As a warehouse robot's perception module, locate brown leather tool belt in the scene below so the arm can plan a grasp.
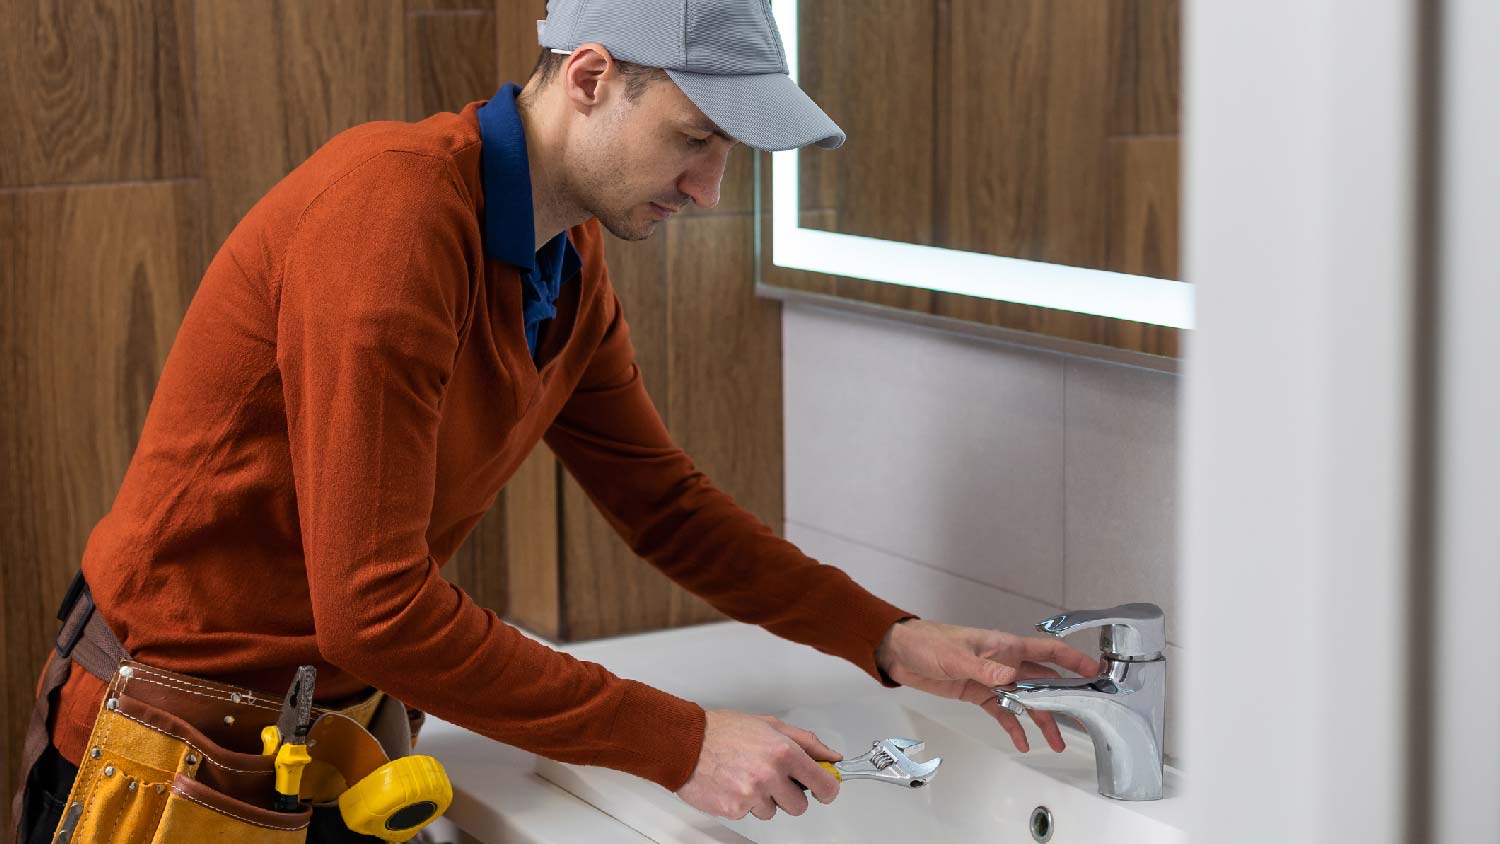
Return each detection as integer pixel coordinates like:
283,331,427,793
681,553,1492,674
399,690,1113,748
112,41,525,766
10,571,424,844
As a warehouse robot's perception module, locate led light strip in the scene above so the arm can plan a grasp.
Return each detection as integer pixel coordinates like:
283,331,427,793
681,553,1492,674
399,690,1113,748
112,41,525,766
769,0,1195,329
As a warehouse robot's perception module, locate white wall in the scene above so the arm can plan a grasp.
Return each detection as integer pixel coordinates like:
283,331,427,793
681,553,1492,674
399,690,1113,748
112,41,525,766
781,301,1183,761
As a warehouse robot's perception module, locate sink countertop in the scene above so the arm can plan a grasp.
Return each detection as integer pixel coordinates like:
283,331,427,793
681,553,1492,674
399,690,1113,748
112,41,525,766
418,621,892,844
418,620,1185,844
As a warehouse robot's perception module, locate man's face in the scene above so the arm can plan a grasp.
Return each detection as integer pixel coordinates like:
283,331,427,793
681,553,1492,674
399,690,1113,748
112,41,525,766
562,72,740,242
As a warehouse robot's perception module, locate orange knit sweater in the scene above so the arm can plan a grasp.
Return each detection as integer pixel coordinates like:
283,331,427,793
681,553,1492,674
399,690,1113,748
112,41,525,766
50,99,913,791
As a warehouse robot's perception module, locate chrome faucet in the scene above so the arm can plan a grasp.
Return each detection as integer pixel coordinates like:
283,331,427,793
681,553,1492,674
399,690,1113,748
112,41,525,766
994,603,1167,801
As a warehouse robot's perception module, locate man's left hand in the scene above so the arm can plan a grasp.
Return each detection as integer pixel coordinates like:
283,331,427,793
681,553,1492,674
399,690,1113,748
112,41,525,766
874,618,1101,753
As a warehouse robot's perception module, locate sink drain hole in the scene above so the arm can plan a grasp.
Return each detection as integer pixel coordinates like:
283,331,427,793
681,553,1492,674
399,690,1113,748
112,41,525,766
1029,805,1054,842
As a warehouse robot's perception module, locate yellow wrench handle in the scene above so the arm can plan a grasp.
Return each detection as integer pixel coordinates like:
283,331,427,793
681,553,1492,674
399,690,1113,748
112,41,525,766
794,761,842,791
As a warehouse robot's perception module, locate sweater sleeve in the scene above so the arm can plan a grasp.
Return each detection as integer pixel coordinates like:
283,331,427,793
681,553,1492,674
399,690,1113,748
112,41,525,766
275,150,705,791
542,271,918,687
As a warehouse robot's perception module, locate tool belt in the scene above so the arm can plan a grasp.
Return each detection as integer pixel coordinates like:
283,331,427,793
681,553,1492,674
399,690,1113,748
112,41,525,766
11,571,431,844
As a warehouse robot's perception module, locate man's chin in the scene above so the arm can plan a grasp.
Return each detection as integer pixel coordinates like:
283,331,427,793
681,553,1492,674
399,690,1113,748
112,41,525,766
596,212,658,242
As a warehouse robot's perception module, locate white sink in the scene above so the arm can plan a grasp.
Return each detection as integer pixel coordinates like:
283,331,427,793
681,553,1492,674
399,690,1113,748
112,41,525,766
535,692,1186,843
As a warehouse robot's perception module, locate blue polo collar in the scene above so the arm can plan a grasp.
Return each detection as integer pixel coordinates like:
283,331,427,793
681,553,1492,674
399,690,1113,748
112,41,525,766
477,83,583,357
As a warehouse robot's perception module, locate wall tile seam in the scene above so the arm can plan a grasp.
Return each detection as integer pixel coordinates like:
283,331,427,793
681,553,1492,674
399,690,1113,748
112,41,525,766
784,517,1064,611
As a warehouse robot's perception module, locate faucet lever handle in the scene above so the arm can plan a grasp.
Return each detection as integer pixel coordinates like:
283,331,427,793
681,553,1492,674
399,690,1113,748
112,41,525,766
1035,603,1165,661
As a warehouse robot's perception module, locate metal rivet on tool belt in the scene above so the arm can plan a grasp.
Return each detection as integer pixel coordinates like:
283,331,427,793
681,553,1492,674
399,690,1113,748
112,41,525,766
128,780,138,792
185,754,198,765
230,692,242,703
103,766,115,777
155,785,166,795
105,698,118,711
90,748,101,759
224,715,236,725
118,666,133,678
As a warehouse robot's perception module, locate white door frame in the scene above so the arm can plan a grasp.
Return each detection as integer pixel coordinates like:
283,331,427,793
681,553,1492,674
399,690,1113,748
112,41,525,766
1433,0,1500,836
1179,0,1427,840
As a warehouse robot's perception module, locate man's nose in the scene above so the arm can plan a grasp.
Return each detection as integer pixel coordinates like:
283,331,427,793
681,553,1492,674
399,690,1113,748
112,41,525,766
679,148,733,210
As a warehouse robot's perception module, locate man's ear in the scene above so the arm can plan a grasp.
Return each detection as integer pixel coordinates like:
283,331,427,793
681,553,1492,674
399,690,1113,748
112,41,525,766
562,43,615,108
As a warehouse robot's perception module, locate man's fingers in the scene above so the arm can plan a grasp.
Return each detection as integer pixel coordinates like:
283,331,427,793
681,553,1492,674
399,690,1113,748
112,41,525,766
967,652,1015,687
1029,708,1068,752
770,778,812,817
768,719,843,761
1015,660,1061,681
750,799,777,821
1008,662,1069,752
1022,636,1101,677
979,697,1031,752
787,751,841,804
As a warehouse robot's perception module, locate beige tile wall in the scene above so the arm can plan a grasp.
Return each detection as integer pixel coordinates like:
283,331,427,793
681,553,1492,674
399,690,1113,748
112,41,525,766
782,302,1182,761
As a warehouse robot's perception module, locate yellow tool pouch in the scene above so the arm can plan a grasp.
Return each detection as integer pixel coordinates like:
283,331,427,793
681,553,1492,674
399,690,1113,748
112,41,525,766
50,659,415,844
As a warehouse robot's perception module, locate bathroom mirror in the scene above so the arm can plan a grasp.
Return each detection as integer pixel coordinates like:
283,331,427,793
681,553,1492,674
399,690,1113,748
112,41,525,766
754,0,1187,361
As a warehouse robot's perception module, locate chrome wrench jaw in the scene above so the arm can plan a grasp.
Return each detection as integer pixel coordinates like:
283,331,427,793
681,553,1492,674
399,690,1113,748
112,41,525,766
834,738,942,788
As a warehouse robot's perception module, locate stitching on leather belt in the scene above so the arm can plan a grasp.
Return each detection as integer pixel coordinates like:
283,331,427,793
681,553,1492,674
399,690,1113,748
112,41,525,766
128,673,282,715
169,787,309,832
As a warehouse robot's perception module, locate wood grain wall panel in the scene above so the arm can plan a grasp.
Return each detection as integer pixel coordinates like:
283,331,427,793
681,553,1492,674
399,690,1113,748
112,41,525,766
794,0,840,215
944,0,1110,270
1108,0,1180,136
556,230,672,640
1,179,203,821
406,11,497,121
496,0,549,88
1037,1,1112,270
406,8,503,611
407,0,489,11
503,448,562,639
444,499,510,615
0,0,200,188
194,0,407,252
824,0,938,247
1107,136,1180,280
601,231,672,420
663,214,781,625
943,0,1045,260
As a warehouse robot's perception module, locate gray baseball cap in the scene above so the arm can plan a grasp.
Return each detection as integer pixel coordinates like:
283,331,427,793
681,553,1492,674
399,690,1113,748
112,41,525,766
536,0,846,152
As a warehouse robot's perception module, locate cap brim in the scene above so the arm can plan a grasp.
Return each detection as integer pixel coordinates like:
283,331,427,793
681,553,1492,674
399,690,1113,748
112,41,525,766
663,68,845,152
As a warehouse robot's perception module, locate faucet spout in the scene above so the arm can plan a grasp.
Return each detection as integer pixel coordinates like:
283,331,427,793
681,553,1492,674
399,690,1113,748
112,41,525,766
995,658,1167,801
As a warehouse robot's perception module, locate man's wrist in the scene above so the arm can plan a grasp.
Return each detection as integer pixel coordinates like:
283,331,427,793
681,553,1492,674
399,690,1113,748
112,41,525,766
875,615,919,684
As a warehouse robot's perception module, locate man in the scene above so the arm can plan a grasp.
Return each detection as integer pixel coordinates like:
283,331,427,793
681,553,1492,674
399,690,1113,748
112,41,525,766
15,1,1097,840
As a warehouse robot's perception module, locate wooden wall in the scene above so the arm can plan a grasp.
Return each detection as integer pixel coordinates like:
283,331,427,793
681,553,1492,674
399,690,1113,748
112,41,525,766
1,0,790,825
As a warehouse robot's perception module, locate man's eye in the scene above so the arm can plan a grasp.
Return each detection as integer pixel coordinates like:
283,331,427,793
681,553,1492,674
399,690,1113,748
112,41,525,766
686,134,709,148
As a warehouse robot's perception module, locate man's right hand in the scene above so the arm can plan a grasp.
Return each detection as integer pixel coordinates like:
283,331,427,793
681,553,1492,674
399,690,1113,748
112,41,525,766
675,709,843,820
